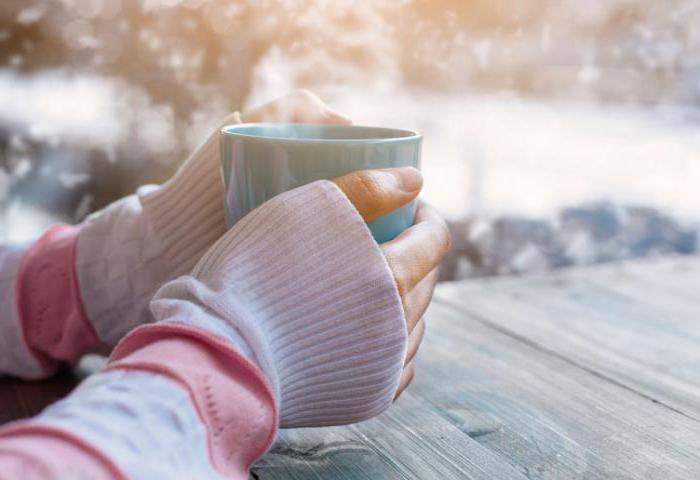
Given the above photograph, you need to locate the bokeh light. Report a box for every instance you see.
[2,0,699,278]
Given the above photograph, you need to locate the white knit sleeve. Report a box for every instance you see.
[34,370,230,480]
[75,194,168,347]
[75,113,238,349]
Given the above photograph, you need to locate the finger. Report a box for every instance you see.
[403,268,437,332]
[394,362,415,400]
[405,318,426,366]
[381,202,450,298]
[332,168,422,222]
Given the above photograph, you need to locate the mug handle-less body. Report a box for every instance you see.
[220,123,422,243]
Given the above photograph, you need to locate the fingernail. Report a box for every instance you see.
[386,167,423,192]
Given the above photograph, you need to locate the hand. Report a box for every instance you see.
[333,168,451,399]
[75,90,352,353]
[144,88,351,275]
[147,166,447,426]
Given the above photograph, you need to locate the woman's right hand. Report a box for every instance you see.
[148,166,449,427]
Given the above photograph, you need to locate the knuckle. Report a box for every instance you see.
[427,268,439,283]
[384,248,409,298]
[407,364,416,379]
[355,170,381,195]
[385,247,410,298]
[433,220,451,254]
[417,317,427,334]
[352,171,386,209]
[393,265,411,298]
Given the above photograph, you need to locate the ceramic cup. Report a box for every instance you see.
[220,123,422,243]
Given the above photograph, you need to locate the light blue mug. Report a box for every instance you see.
[220,123,422,243]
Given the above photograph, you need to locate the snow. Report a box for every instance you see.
[3,72,700,264]
[3,0,700,273]
[0,201,58,243]
[326,90,700,224]
[0,70,179,157]
[0,170,9,202]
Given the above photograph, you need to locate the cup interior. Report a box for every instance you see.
[221,123,419,143]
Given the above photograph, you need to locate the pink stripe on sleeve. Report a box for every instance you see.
[107,323,278,478]
[16,225,101,373]
[0,324,276,479]
[0,424,126,480]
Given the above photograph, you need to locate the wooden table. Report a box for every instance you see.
[3,257,700,479]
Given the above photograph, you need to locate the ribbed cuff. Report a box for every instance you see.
[139,111,241,273]
[16,225,100,374]
[153,180,407,427]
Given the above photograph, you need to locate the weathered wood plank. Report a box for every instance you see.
[411,301,700,479]
[255,392,528,480]
[256,292,700,479]
[437,256,700,418]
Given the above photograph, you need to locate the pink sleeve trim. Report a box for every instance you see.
[0,423,127,480]
[107,323,278,476]
[16,225,100,373]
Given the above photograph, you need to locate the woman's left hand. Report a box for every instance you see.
[71,90,353,352]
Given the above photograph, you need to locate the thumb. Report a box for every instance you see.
[332,167,423,222]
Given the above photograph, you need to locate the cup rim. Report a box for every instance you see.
[221,123,422,144]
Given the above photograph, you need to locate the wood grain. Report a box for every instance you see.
[0,355,102,423]
[3,257,700,479]
[437,256,700,418]
[0,370,79,423]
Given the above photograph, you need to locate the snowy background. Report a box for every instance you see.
[1,0,700,279]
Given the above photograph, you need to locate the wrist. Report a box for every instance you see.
[76,194,170,348]
[75,110,242,350]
